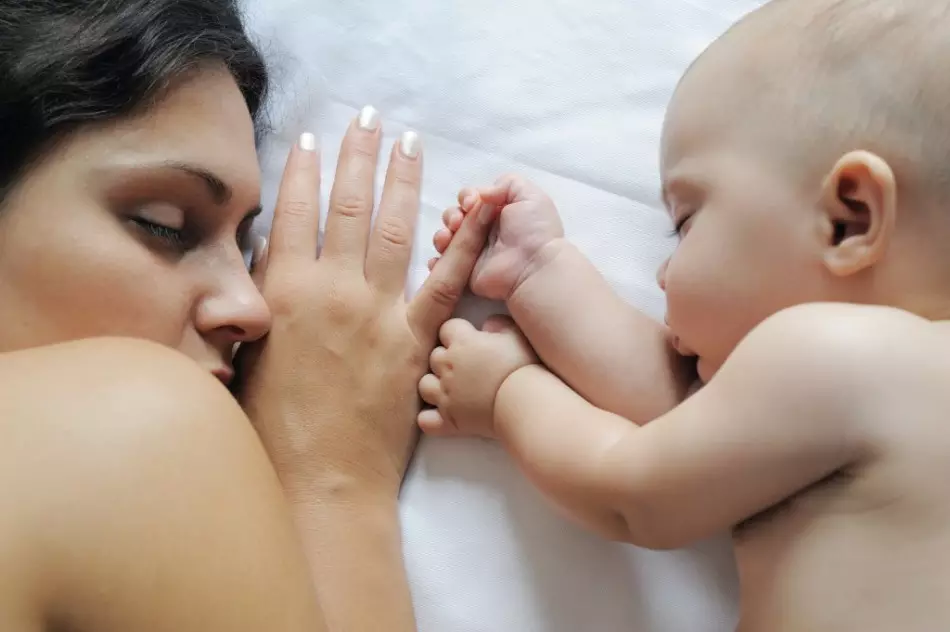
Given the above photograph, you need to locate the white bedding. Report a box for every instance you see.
[245,1,766,629]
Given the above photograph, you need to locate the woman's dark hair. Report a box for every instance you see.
[0,0,270,202]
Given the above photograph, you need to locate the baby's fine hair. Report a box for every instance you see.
[723,0,950,207]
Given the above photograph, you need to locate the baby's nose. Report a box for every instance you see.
[656,258,669,291]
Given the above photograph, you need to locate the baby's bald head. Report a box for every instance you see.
[658,0,950,339]
[669,0,950,208]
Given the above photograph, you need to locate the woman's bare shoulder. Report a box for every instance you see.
[0,337,223,397]
[0,338,322,632]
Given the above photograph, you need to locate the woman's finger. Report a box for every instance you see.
[249,235,269,286]
[322,106,382,267]
[409,203,493,339]
[365,131,423,296]
[267,133,321,261]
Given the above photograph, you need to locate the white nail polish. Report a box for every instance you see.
[400,130,421,158]
[298,132,316,152]
[358,105,380,131]
[253,236,268,264]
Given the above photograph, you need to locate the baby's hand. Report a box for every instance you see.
[418,316,538,439]
[431,175,565,301]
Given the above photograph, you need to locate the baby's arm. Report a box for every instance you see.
[435,176,693,423]
[509,238,692,423]
[493,304,879,546]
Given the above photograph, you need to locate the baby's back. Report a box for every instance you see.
[733,321,950,632]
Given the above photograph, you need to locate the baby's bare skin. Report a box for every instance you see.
[421,1,950,629]
[730,320,950,632]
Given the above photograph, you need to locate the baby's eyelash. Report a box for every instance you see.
[668,216,689,238]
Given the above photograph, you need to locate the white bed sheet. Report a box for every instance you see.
[244,1,766,629]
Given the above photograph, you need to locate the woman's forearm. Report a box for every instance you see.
[291,484,415,632]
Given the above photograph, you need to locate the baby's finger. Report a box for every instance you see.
[439,318,475,346]
[427,256,439,271]
[418,373,443,407]
[457,188,479,212]
[481,314,518,334]
[433,229,452,254]
[442,206,464,231]
[429,346,449,375]
[478,174,543,207]
[417,408,457,436]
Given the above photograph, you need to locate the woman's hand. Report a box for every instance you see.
[235,108,492,632]
[238,110,491,499]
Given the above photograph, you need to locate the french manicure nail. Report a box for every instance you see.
[358,105,380,131]
[400,130,420,158]
[298,132,316,152]
[252,235,268,266]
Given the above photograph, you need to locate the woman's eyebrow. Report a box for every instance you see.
[159,161,233,206]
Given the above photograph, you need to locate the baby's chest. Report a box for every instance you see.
[733,469,856,540]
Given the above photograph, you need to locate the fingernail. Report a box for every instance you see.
[358,105,380,131]
[399,130,421,158]
[298,132,316,152]
[462,194,477,211]
[252,235,268,267]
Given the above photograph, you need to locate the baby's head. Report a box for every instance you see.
[658,0,950,381]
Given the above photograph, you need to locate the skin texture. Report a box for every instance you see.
[422,1,950,630]
[0,67,268,378]
[0,66,492,630]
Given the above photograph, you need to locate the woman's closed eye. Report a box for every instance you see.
[131,217,188,250]
[128,201,192,254]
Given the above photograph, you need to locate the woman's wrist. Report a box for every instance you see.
[252,399,407,503]
[281,462,402,510]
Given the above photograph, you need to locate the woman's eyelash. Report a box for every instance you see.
[132,218,186,249]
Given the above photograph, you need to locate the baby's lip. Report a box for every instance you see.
[671,334,697,358]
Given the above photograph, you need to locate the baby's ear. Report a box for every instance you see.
[818,150,897,277]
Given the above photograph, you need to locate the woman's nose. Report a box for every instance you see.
[196,268,272,344]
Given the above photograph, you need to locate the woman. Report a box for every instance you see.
[0,0,487,630]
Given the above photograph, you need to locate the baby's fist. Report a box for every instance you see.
[432,175,565,301]
[418,316,538,439]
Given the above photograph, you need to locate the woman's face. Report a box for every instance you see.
[0,66,270,385]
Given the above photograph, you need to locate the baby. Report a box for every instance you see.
[419,0,950,630]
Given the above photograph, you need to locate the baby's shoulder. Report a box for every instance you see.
[734,303,942,404]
